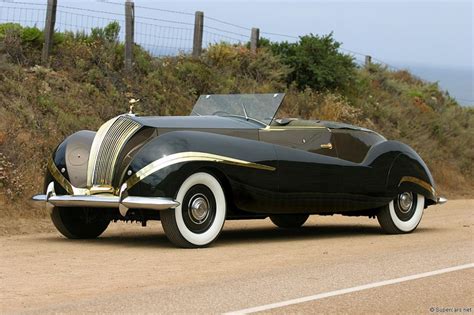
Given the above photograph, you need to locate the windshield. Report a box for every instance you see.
[191,93,285,125]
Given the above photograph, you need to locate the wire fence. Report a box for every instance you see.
[56,6,126,41]
[2,1,471,104]
[0,0,416,71]
[0,2,46,28]
[204,15,250,47]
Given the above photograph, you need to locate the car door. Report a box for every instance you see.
[259,127,337,157]
[260,127,350,212]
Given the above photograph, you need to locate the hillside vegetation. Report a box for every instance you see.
[0,23,473,218]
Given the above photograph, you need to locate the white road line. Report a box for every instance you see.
[224,263,474,315]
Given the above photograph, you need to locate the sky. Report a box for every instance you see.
[138,0,474,104]
[1,0,473,104]
[152,0,473,69]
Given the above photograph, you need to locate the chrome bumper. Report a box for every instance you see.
[437,196,448,204]
[32,182,179,216]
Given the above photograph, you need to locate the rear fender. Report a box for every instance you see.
[363,140,438,205]
[386,143,437,205]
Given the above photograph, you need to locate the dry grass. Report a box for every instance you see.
[0,35,472,219]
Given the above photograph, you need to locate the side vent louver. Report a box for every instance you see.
[87,116,141,188]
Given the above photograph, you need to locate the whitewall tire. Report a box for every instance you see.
[160,172,227,248]
[377,192,425,234]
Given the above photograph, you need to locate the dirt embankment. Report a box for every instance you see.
[1,27,473,222]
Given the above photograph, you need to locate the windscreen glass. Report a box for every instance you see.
[191,93,285,125]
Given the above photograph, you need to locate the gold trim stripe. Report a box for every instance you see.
[399,176,437,197]
[48,159,90,196]
[125,152,276,189]
[47,158,74,195]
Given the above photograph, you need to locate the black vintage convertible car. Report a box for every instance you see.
[33,93,446,247]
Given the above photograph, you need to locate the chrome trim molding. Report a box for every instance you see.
[125,151,276,189]
[437,196,448,204]
[261,125,329,131]
[320,143,333,150]
[398,176,439,200]
[47,158,74,194]
[47,195,120,208]
[49,150,274,198]
[32,181,179,216]
[89,185,116,195]
[87,117,118,186]
[47,159,89,195]
[122,197,180,211]
[32,195,47,202]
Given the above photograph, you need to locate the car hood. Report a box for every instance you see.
[129,115,262,130]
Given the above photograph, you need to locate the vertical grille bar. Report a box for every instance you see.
[87,116,141,188]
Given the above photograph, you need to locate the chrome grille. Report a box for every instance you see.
[87,116,141,188]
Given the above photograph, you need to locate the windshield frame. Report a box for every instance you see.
[190,93,285,126]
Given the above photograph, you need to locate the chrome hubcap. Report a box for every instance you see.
[398,192,414,213]
[189,194,210,224]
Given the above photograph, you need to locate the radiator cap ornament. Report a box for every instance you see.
[128,98,140,115]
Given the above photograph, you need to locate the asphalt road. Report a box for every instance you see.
[0,200,472,314]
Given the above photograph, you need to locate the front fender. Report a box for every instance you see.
[122,131,278,212]
[43,130,96,195]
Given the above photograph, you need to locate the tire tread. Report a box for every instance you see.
[270,214,309,229]
[160,209,197,248]
[51,207,109,239]
[376,204,403,234]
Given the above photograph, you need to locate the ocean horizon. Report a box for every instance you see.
[401,64,473,107]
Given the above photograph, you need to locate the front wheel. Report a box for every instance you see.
[160,172,227,248]
[377,192,425,234]
[51,207,110,239]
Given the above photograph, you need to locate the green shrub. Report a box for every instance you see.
[132,44,152,74]
[104,21,120,42]
[268,33,356,93]
[0,23,22,40]
[53,31,66,45]
[90,27,105,41]
[90,21,120,43]
[20,26,43,45]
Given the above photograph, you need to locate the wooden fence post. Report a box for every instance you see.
[250,27,259,53]
[193,11,204,57]
[365,55,372,67]
[41,0,57,65]
[125,0,135,72]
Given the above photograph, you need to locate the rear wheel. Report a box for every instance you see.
[160,172,226,248]
[270,214,309,229]
[51,207,110,239]
[377,192,425,234]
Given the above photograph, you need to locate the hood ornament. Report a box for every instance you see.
[128,98,140,115]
